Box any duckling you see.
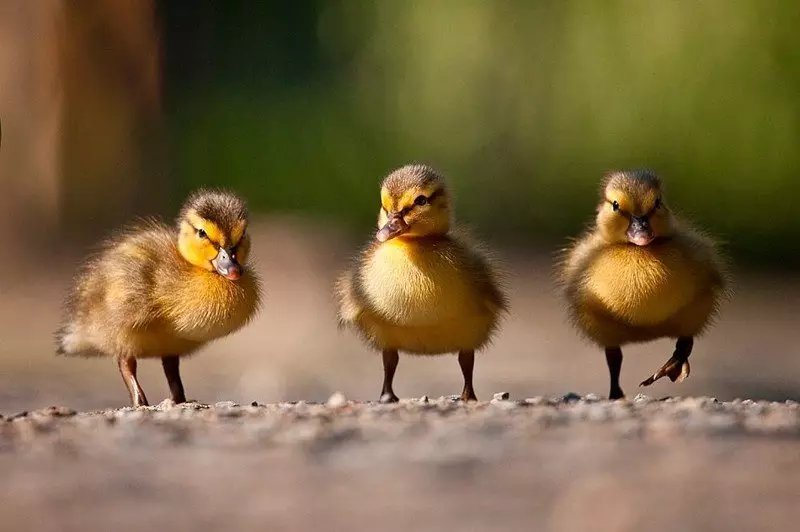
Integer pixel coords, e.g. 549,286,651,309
55,189,261,407
560,170,728,399
336,164,508,402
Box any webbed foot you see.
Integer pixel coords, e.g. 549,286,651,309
639,337,694,387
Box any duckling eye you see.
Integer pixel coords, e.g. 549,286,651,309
414,195,428,206
611,201,620,212
196,228,207,239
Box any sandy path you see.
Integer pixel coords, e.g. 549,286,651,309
2,396,799,532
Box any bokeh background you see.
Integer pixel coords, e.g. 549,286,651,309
1,0,799,413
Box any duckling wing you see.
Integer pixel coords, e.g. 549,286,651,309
557,231,602,295
334,251,368,327
56,220,175,355
449,230,509,315
671,221,730,295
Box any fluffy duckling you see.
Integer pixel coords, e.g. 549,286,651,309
560,170,728,399
56,190,261,407
336,164,507,402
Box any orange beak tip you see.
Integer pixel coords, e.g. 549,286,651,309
225,266,243,281
629,234,655,246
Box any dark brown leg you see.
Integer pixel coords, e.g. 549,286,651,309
640,336,694,387
380,349,399,403
161,355,187,403
459,350,478,402
605,346,625,400
117,356,149,407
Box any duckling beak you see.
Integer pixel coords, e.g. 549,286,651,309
212,248,243,280
627,216,655,246
376,215,409,242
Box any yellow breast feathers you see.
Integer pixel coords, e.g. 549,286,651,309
360,239,489,327
584,244,702,326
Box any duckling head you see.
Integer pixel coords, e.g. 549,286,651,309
375,164,451,242
597,170,672,246
176,189,251,280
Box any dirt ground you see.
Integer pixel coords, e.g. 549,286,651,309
2,397,799,532
1,219,799,531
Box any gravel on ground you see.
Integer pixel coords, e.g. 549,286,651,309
2,394,799,532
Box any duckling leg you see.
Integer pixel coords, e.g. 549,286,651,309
117,356,149,407
458,350,478,402
161,355,187,403
605,346,625,400
380,349,400,403
639,336,693,387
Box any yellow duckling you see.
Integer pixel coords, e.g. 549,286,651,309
560,170,728,399
56,189,261,407
336,164,508,402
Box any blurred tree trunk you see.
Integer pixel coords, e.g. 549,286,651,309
0,0,165,255
59,0,166,242
0,1,62,251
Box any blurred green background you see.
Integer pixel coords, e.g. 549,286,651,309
160,0,799,268
2,1,796,267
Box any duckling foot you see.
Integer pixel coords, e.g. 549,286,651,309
162,355,187,404
117,356,149,408
460,389,478,402
639,358,690,386
639,337,694,387
605,347,625,400
380,392,399,404
458,350,478,402
608,386,625,400
380,349,400,403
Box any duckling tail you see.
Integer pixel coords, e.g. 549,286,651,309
54,327,68,356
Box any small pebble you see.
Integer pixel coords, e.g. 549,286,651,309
493,392,510,401
562,392,581,403
158,399,176,410
327,392,348,408
523,397,546,406
418,395,429,404
40,406,77,417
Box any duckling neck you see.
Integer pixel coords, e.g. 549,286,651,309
600,234,672,248
393,232,450,246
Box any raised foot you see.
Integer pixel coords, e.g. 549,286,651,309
379,392,399,404
640,357,691,387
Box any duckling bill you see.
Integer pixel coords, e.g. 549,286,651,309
336,164,507,402
55,190,261,407
560,170,728,399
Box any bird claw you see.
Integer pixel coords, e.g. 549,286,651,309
671,360,691,383
639,357,690,387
